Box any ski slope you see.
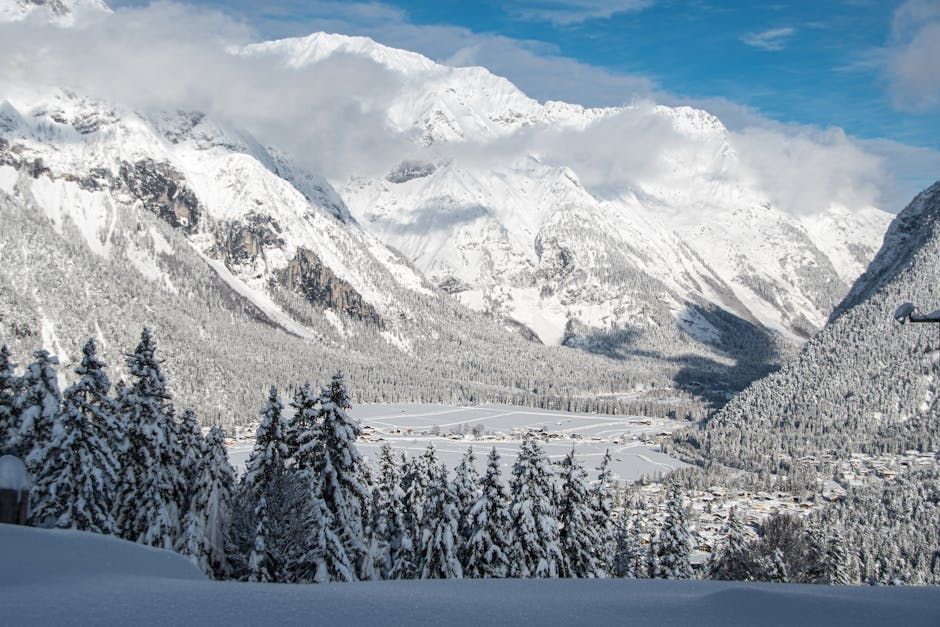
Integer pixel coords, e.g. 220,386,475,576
228,403,686,483
2,524,939,626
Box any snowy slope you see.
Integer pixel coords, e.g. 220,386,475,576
3,524,939,626
676,181,940,471
248,33,891,350
0,90,432,339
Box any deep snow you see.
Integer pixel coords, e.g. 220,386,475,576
2,524,939,626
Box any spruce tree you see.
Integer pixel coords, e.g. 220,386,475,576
819,532,851,585
29,341,118,532
375,444,406,579
654,482,693,579
296,485,356,583
309,373,370,580
177,426,235,579
391,454,421,579
464,447,511,578
558,450,602,578
177,408,205,515
0,345,18,454
612,512,646,578
508,436,563,578
115,329,180,549
453,447,480,565
287,382,320,469
590,450,615,575
419,463,463,579
708,508,753,581
243,386,294,582
14,349,61,465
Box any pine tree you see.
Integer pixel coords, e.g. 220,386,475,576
244,386,293,582
296,485,356,583
654,482,693,579
708,508,753,581
558,450,602,578
766,547,789,583
508,436,563,578
590,450,615,575
612,512,646,578
14,349,61,464
309,373,371,580
177,426,235,579
819,531,851,585
391,454,421,579
29,341,119,532
0,345,19,453
452,447,479,565
374,444,406,579
287,382,319,469
177,408,205,515
464,447,511,578
115,329,180,549
419,463,463,579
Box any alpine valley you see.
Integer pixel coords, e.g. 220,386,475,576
0,0,893,423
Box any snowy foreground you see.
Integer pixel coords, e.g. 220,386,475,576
4,525,939,626
229,403,686,482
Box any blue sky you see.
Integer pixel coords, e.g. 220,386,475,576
107,0,940,206
111,0,938,148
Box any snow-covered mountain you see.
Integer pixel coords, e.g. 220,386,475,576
674,181,940,472
248,32,891,351
0,0,109,25
0,4,896,417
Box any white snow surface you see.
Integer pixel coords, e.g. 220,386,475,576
2,524,939,626
229,403,687,483
0,455,28,491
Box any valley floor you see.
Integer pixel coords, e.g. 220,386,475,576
227,403,687,482
2,524,938,627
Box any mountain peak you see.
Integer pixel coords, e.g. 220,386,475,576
0,0,111,26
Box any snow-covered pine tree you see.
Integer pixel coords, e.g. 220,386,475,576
177,408,205,515
177,426,235,579
0,345,18,453
611,512,646,578
819,531,851,585
243,386,294,582
287,382,319,469
310,372,371,580
654,482,693,579
419,463,463,579
391,453,421,579
29,340,118,532
708,507,753,581
558,450,602,578
766,547,789,583
115,329,181,549
374,444,406,579
590,450,615,575
464,447,511,578
14,349,61,465
508,436,564,578
452,447,479,565
296,485,355,583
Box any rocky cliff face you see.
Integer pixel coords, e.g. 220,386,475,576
278,248,381,324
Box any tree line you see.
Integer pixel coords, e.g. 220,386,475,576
0,330,890,585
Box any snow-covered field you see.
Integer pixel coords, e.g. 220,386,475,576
228,403,686,483
4,524,939,626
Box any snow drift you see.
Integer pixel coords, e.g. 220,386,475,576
1,523,938,626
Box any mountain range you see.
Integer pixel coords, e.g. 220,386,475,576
0,0,899,419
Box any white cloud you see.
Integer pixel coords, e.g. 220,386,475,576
1,1,934,217
500,0,654,25
741,27,795,51
884,0,940,111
